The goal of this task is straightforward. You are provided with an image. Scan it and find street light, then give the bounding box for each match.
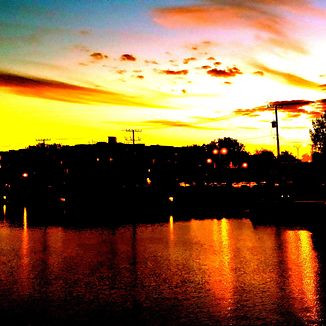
[220,148,228,155]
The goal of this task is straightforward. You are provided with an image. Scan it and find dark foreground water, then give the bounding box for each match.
[0,208,326,325]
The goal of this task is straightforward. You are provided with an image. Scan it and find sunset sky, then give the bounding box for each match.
[1,0,326,156]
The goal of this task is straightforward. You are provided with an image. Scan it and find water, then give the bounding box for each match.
[0,208,325,325]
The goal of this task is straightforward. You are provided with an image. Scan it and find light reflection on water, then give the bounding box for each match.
[284,230,320,323]
[2,204,6,219]
[0,213,323,325]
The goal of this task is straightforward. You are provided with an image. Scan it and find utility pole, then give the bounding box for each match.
[125,129,142,145]
[268,104,281,158]
[36,138,51,147]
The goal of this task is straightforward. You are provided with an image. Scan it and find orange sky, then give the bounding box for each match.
[1,0,326,157]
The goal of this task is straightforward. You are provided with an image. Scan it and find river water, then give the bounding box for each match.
[0,207,325,325]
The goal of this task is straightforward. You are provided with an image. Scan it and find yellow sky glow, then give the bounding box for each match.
[1,0,326,157]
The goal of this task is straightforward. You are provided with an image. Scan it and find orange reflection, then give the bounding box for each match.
[169,215,174,240]
[210,218,234,311]
[3,204,6,220]
[283,230,320,322]
[20,207,31,295]
[221,221,281,318]
[23,207,28,230]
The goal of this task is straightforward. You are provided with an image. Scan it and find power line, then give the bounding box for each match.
[36,138,51,146]
[124,129,142,145]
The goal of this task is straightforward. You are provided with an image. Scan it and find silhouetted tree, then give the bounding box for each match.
[205,137,248,167]
[279,151,298,163]
[216,137,245,153]
[249,150,277,180]
[310,112,326,155]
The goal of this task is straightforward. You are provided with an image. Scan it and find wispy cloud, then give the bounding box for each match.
[145,119,217,129]
[79,29,91,36]
[152,0,326,54]
[0,71,166,108]
[90,52,108,60]
[145,59,159,65]
[253,71,264,76]
[234,99,322,118]
[270,99,316,118]
[120,54,137,61]
[183,57,197,64]
[160,69,189,75]
[314,99,326,111]
[207,66,242,78]
[187,40,216,51]
[255,63,322,90]
[116,69,127,75]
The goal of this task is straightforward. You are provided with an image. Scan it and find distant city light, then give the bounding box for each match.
[168,196,174,202]
[206,158,213,164]
[212,149,219,155]
[179,181,190,187]
[22,172,28,178]
[242,162,248,168]
[220,148,228,155]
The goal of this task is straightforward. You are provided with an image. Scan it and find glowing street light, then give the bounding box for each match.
[212,149,219,155]
[220,148,228,155]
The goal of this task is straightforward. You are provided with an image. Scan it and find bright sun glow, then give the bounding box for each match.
[1,0,326,157]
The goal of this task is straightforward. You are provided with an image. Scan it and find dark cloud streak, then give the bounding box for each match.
[90,52,108,60]
[161,69,189,75]
[0,71,165,108]
[120,54,137,61]
[234,99,323,118]
[207,66,242,78]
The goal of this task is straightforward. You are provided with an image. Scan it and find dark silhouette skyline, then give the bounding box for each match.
[1,137,325,226]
